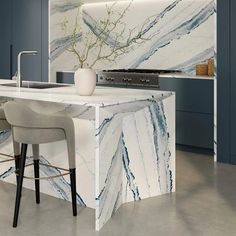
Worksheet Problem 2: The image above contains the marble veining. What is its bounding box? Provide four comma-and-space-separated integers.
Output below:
0, 84, 175, 231
94, 95, 175, 229
50, 0, 216, 81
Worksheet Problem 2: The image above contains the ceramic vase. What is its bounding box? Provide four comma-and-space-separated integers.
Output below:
74, 68, 96, 96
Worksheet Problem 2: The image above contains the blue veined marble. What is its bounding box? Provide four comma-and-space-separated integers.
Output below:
95, 116, 114, 137
131, 0, 215, 68
50, 33, 82, 61
0, 131, 11, 145
38, 156, 86, 206
50, 0, 216, 78
111, 182, 123, 216
96, 135, 123, 220
148, 99, 173, 192
82, 0, 182, 49
0, 91, 175, 231
0, 167, 14, 180
0, 155, 86, 206
170, 47, 214, 74
82, 9, 127, 49
95, 94, 175, 230
121, 99, 174, 200
50, 1, 82, 15
122, 133, 141, 201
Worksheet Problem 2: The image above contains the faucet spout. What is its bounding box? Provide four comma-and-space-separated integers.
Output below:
16, 51, 38, 87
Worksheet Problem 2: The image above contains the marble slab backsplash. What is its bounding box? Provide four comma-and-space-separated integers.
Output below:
50, 0, 216, 82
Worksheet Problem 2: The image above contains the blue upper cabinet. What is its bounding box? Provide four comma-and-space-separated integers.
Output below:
41, 0, 49, 82
12, 0, 42, 82
0, 0, 12, 79
0, 0, 48, 82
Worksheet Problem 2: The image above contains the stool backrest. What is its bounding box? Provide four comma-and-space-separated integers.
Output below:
4, 101, 76, 168
4, 101, 39, 128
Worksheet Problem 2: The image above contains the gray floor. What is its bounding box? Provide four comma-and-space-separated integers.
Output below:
1, 150, 236, 236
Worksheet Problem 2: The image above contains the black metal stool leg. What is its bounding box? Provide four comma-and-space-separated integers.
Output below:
70, 168, 77, 216
14, 155, 20, 184
33, 160, 40, 204
13, 143, 28, 228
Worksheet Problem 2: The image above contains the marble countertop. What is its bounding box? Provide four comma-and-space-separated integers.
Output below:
159, 72, 214, 80
0, 80, 173, 107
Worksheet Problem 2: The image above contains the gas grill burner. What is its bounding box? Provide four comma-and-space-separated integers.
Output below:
97, 69, 180, 89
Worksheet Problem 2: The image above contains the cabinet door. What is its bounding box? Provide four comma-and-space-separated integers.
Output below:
0, 0, 12, 79
159, 77, 214, 149
217, 0, 231, 163
159, 78, 214, 114
12, 0, 42, 81
42, 0, 49, 82
230, 0, 236, 158
177, 111, 214, 149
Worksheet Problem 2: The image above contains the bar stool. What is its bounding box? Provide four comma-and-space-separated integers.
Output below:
4, 101, 77, 227
0, 107, 20, 174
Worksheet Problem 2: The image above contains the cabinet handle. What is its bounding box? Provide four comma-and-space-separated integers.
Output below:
10, 44, 13, 79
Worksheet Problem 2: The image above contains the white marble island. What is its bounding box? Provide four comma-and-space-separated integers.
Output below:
0, 81, 175, 230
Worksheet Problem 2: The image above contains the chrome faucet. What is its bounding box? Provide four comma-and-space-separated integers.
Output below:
16, 51, 38, 87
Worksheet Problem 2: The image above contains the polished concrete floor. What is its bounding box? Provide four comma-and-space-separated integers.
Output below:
1, 150, 236, 236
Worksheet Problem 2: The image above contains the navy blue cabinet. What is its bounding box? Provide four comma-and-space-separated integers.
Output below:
0, 0, 12, 79
42, 0, 49, 82
217, 0, 230, 163
230, 0, 236, 162
176, 111, 213, 149
159, 77, 214, 149
57, 72, 75, 84
217, 0, 236, 164
12, 0, 42, 82
0, 0, 48, 82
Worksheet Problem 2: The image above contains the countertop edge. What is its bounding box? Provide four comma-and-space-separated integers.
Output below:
159, 73, 215, 80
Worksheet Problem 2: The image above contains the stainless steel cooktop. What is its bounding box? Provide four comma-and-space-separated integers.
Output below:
97, 69, 180, 89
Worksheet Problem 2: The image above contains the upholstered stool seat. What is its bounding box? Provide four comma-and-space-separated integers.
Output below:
4, 101, 77, 227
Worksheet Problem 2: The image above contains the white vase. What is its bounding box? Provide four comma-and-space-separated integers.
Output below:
74, 68, 96, 96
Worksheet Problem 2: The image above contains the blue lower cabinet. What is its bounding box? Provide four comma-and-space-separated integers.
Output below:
159, 77, 214, 150
57, 72, 74, 84
176, 111, 213, 149
159, 77, 214, 114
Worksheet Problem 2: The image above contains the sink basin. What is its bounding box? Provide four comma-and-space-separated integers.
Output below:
1, 81, 71, 89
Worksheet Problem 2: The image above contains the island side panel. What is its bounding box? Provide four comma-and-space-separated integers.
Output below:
122, 94, 176, 202
95, 94, 175, 231
95, 101, 154, 231
95, 107, 124, 231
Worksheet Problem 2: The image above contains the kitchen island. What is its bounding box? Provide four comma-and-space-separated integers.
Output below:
0, 81, 175, 230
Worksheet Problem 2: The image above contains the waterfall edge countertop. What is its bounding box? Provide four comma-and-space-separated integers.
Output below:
0, 79, 173, 107
159, 72, 214, 80
0, 80, 176, 231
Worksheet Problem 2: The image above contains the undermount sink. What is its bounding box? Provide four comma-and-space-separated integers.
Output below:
1, 81, 70, 89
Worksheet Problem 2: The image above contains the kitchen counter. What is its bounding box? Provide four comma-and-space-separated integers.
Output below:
0, 81, 175, 230
0, 79, 173, 106
159, 72, 214, 80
